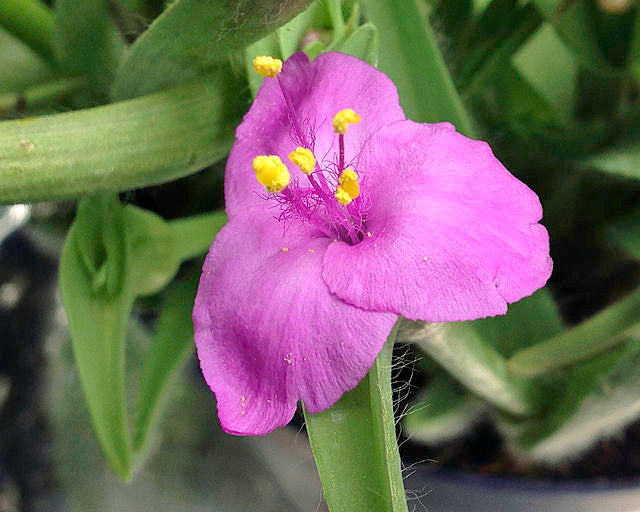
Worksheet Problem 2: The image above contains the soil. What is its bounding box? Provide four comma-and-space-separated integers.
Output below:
400, 417, 640, 481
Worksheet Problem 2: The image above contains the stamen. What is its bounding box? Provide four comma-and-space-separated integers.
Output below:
253, 56, 283, 78
335, 169, 360, 205
253, 155, 290, 193
332, 109, 361, 134
288, 147, 316, 175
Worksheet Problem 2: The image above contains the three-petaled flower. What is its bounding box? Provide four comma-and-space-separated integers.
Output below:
193, 52, 552, 435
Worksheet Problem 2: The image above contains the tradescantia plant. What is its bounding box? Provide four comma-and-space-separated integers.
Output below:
2, 0, 640, 510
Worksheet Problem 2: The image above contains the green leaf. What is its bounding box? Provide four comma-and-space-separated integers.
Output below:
511, 23, 578, 124
0, 72, 244, 204
496, 64, 560, 130
112, 0, 313, 100
404, 373, 485, 445
0, 0, 55, 65
530, 0, 609, 70
508, 286, 640, 377
59, 195, 133, 479
584, 133, 640, 178
431, 0, 473, 39
457, 1, 542, 95
245, 3, 378, 97
302, 39, 326, 60
277, 2, 323, 59
404, 290, 562, 443
630, 7, 640, 79
125, 206, 226, 296
132, 272, 199, 454
363, 0, 476, 137
331, 22, 379, 66
0, 76, 86, 114
304, 325, 408, 512
503, 336, 640, 462
607, 211, 640, 259
326, 0, 345, 39
472, 288, 564, 357
402, 321, 537, 417
53, 0, 124, 103
588, 0, 636, 68
0, 28, 54, 95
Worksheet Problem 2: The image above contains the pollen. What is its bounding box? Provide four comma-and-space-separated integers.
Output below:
335, 168, 360, 205
332, 109, 361, 134
253, 155, 290, 193
252, 56, 282, 77
288, 147, 316, 175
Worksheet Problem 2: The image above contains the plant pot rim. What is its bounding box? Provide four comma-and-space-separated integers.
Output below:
404, 466, 640, 512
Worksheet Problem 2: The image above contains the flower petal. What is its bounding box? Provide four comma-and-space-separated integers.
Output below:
193, 218, 397, 435
322, 121, 552, 322
225, 52, 405, 218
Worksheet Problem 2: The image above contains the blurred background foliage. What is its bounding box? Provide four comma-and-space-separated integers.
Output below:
2, 0, 640, 510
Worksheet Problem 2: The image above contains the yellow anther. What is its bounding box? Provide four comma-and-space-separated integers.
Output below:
252, 155, 290, 193
252, 56, 283, 78
335, 168, 360, 205
332, 109, 361, 134
288, 147, 316, 175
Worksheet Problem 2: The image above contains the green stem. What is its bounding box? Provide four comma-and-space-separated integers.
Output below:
0, 76, 86, 113
304, 325, 408, 512
508, 286, 640, 377
168, 211, 227, 261
0, 0, 56, 65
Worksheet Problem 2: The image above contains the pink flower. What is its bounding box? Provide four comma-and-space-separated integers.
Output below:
193, 52, 552, 435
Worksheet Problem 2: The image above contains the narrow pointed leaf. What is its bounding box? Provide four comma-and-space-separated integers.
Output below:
458, 2, 542, 94
0, 27, 54, 94
331, 23, 378, 65
0, 76, 86, 113
584, 134, 640, 179
112, 0, 313, 100
508, 287, 640, 377
404, 322, 537, 417
53, 0, 124, 102
304, 326, 408, 512
277, 2, 323, 59
0, 0, 55, 64
503, 337, 640, 463
472, 288, 564, 357
363, 0, 476, 136
132, 273, 199, 453
607, 211, 640, 259
531, 0, 607, 70
59, 196, 133, 479
511, 23, 577, 123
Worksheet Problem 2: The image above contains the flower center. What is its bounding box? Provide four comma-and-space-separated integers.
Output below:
250, 56, 369, 245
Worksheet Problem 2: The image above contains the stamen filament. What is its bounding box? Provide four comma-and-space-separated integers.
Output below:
338, 134, 345, 172
261, 77, 364, 245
